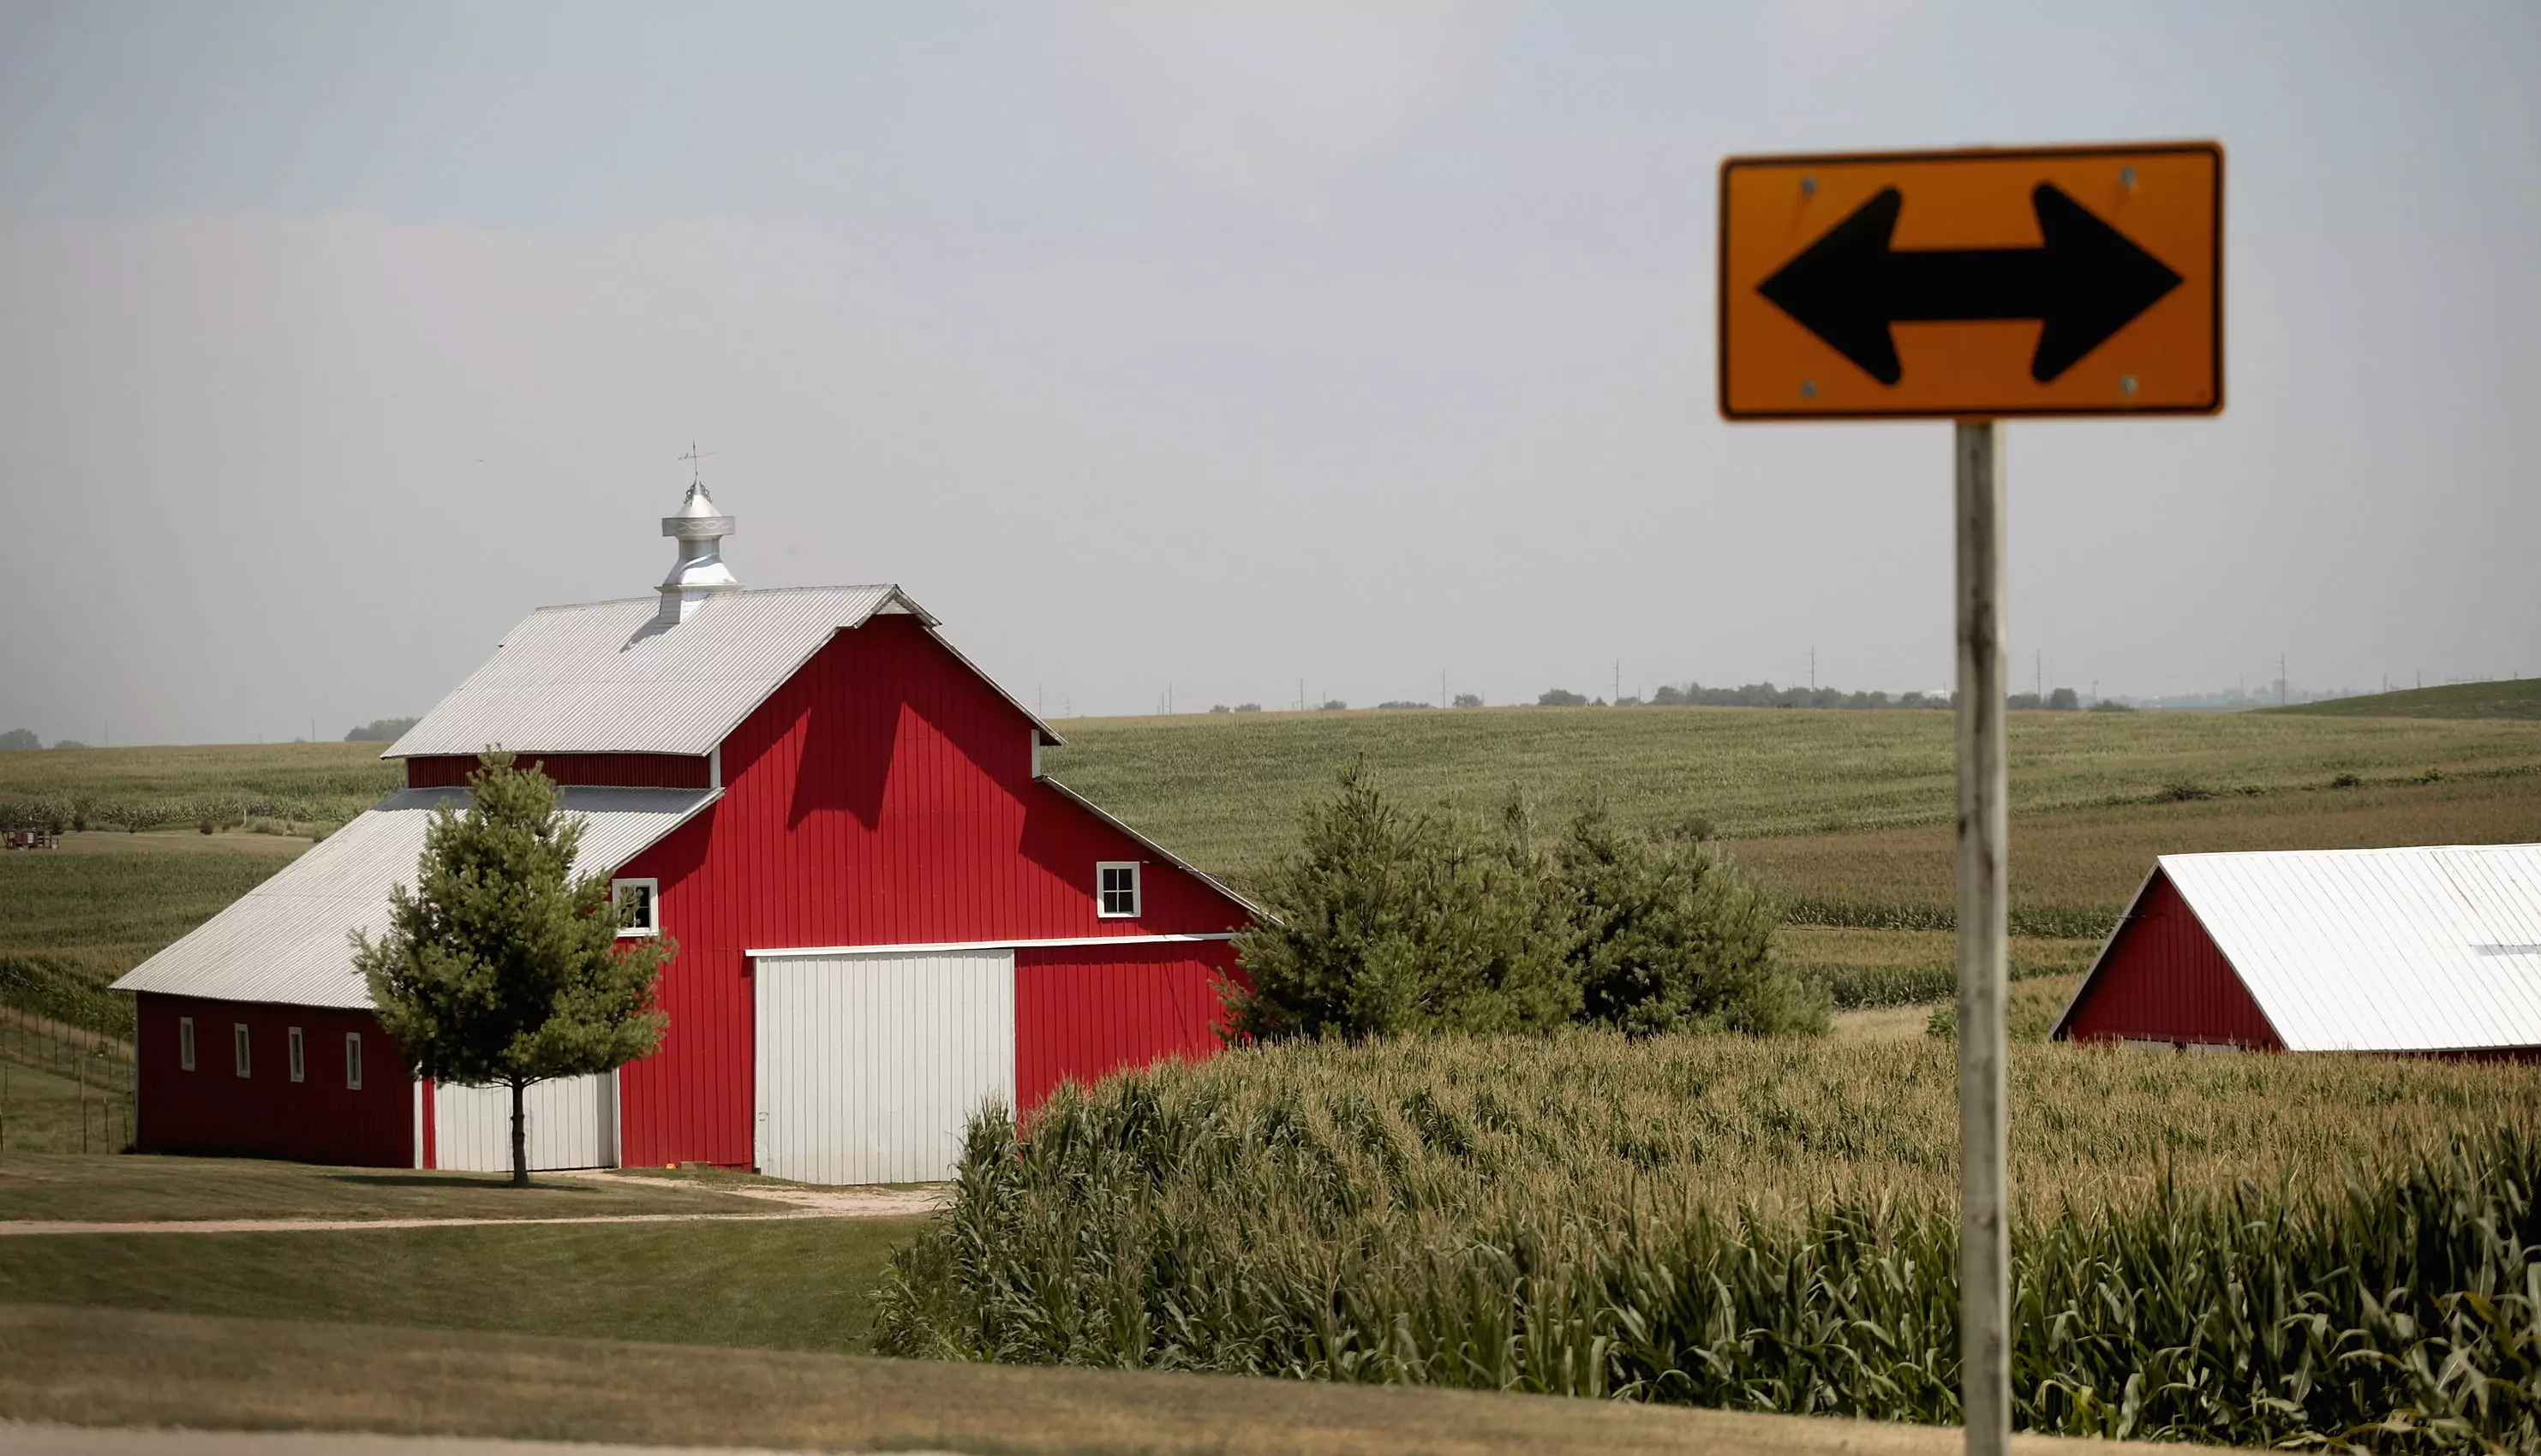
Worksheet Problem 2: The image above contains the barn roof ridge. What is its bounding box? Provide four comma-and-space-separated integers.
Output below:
386, 582, 1061, 760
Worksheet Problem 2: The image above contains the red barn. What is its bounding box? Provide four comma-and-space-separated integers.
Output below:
2053, 844, 2541, 1056
116, 486, 1253, 1179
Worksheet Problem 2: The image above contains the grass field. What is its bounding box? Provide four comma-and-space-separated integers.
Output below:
4, 711, 2532, 1035
0, 1215, 922, 1354
0, 1305, 2115, 1456
2263, 676, 2541, 719
0, 1152, 785, 1223
1042, 704, 2539, 884
1740, 768, 2541, 936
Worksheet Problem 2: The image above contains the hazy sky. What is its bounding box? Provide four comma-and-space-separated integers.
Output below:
3, 1, 2535, 744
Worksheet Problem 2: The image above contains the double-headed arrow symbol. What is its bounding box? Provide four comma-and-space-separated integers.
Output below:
1759, 183, 2183, 385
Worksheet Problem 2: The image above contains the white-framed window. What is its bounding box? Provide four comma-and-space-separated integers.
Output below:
288, 1026, 306, 1083
612, 878, 660, 937
233, 1023, 252, 1078
1097, 862, 1141, 919
344, 1033, 363, 1090
178, 1017, 196, 1072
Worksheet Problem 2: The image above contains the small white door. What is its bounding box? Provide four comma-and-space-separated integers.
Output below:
754, 948, 1016, 1185
433, 1072, 614, 1172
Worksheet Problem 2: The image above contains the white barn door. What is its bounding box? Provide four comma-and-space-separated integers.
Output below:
754, 948, 1016, 1185
433, 1073, 615, 1172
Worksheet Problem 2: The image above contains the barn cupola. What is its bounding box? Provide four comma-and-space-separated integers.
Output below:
656, 479, 741, 626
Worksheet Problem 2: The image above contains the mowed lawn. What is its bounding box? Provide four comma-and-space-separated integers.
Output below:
0, 1214, 924, 1355
0, 1304, 2110, 1456
0, 1151, 784, 1223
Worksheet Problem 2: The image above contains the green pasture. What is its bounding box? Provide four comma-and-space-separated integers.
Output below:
2263, 676, 2541, 719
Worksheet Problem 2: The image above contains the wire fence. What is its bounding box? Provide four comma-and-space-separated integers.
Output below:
0, 1001, 137, 1156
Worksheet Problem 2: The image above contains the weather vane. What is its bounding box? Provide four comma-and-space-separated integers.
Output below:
677, 441, 717, 486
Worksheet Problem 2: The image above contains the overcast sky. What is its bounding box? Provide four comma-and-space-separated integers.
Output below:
2, 0, 2535, 743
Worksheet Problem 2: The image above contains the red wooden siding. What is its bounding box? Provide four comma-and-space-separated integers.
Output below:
404, 753, 712, 790
1015, 940, 1237, 1116
135, 993, 411, 1166
2060, 871, 2281, 1048
611, 614, 1248, 1167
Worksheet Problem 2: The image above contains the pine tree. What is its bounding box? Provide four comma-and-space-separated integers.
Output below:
354, 753, 671, 1184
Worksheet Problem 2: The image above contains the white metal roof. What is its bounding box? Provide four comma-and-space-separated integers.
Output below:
111, 787, 720, 1010
2068, 843, 2541, 1053
385, 586, 1062, 761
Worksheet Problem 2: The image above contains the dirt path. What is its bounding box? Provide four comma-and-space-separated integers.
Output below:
0, 1423, 960, 1455
0, 1182, 948, 1237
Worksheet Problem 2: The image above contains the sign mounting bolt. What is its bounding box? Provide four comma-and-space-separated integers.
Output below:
2119, 374, 2139, 395
1801, 379, 1819, 398
1801, 176, 1817, 197
2120, 166, 2137, 190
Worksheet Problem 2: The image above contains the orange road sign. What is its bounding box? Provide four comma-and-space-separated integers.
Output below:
1719, 142, 2222, 420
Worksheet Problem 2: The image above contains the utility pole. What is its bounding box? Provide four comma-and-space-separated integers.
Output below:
1441, 670, 1447, 708
1615, 659, 1622, 703
2034, 649, 2042, 701
1809, 647, 1816, 692
2279, 653, 2287, 707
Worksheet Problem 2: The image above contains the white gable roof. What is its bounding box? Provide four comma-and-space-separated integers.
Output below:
385, 585, 1058, 761
111, 787, 719, 1010
2112, 844, 2541, 1053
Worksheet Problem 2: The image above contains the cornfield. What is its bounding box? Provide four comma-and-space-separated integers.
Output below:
875, 1034, 2541, 1447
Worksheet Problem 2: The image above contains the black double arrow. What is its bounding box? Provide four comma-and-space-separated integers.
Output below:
1759, 183, 2183, 385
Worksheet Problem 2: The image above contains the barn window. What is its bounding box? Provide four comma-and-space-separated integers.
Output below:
233, 1023, 251, 1078
1097, 862, 1141, 918
613, 878, 660, 937
344, 1033, 363, 1090
288, 1027, 306, 1083
179, 1017, 196, 1071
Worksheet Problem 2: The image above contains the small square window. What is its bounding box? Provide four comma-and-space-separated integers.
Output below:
288, 1026, 306, 1083
1097, 862, 1141, 919
178, 1017, 196, 1072
613, 878, 660, 937
344, 1033, 363, 1090
233, 1023, 251, 1079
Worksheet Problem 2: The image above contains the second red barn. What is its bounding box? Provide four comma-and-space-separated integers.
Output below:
117, 483, 1254, 1180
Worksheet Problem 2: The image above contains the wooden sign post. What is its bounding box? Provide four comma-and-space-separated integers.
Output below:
1719, 141, 2223, 1456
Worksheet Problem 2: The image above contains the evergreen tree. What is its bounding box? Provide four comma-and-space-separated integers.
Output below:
1556, 806, 1820, 1035
353, 753, 671, 1184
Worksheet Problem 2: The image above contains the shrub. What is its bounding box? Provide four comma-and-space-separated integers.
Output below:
1557, 806, 1817, 1035
2046, 687, 2079, 711
1222, 768, 1811, 1041
1234, 703, 1262, 713
1220, 767, 1575, 1041
1538, 689, 1589, 707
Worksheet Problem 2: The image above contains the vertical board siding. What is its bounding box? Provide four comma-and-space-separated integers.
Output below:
1015, 941, 1236, 1116
430, 1073, 615, 1172
2064, 871, 2282, 1048
134, 994, 411, 1166
613, 614, 1247, 1168
404, 754, 712, 790
754, 949, 1015, 1184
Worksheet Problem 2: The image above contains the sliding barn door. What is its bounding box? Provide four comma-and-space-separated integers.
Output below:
753, 948, 1015, 1184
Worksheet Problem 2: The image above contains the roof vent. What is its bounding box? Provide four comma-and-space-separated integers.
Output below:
656, 479, 740, 626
